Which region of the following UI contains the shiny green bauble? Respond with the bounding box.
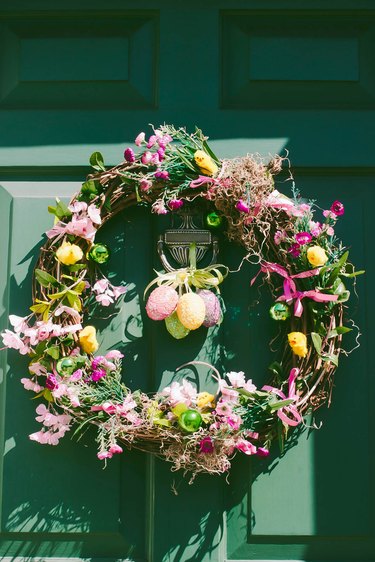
[178,409,203,433]
[56,357,76,376]
[205,211,223,230]
[88,243,110,264]
[269,303,290,321]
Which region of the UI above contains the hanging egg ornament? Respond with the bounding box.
[165,312,190,339]
[197,289,222,327]
[146,285,179,321]
[88,243,111,264]
[269,303,291,321]
[56,357,76,376]
[205,211,223,230]
[178,409,203,433]
[176,292,206,330]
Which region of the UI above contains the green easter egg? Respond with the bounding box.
[178,409,203,433]
[165,312,190,339]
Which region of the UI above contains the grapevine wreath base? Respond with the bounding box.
[1,125,362,482]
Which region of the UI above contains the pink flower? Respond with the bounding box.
[151,200,168,215]
[45,374,59,390]
[70,369,83,381]
[93,279,109,294]
[135,132,145,146]
[141,151,153,165]
[323,210,336,220]
[218,379,238,402]
[158,134,173,148]
[215,401,233,417]
[69,201,88,214]
[309,221,322,237]
[54,305,81,322]
[199,437,214,454]
[151,153,160,165]
[154,170,169,180]
[97,451,113,460]
[29,362,47,376]
[330,200,344,216]
[52,383,67,398]
[295,232,312,245]
[105,350,124,360]
[109,444,123,454]
[21,378,43,392]
[274,230,286,245]
[1,329,30,354]
[257,447,270,457]
[157,147,165,161]
[326,226,334,236]
[227,413,242,430]
[140,179,152,191]
[59,216,97,241]
[236,200,250,213]
[112,285,127,300]
[168,199,184,211]
[87,204,102,225]
[235,439,257,455]
[119,394,137,413]
[124,147,136,162]
[9,315,29,334]
[147,135,157,148]
[96,293,114,307]
[288,243,301,258]
[243,379,256,393]
[92,369,106,382]
[227,371,246,388]
[161,380,197,406]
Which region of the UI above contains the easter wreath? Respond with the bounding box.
[1,125,363,481]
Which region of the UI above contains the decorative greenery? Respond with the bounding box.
[1,125,363,482]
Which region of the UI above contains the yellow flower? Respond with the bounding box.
[306,245,328,267]
[78,326,99,354]
[288,332,308,358]
[56,242,83,265]
[194,150,218,177]
[197,391,215,409]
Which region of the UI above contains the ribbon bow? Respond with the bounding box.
[262,368,301,427]
[190,176,220,189]
[251,261,338,317]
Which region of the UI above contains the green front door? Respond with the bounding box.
[0,2,373,561]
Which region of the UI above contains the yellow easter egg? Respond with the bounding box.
[176,293,206,330]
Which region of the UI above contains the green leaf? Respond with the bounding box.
[322,353,339,367]
[328,326,352,338]
[269,398,294,411]
[89,151,105,171]
[68,264,86,272]
[81,179,100,196]
[46,346,60,360]
[268,361,283,377]
[311,332,322,354]
[55,198,72,220]
[30,303,49,314]
[326,251,349,285]
[66,291,82,311]
[35,269,59,288]
[342,269,365,278]
[153,417,172,428]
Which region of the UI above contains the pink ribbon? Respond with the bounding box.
[262,368,302,426]
[251,261,338,317]
[190,176,219,189]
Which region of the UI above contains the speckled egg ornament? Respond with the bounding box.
[176,293,206,330]
[197,289,222,327]
[145,286,179,321]
[165,312,190,339]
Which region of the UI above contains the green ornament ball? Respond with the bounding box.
[165,312,190,339]
[205,211,223,230]
[269,303,291,321]
[178,409,203,433]
[56,357,76,376]
[88,243,110,264]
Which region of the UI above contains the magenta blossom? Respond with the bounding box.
[274,230,286,245]
[157,147,165,161]
[147,135,157,148]
[124,148,135,163]
[235,439,257,456]
[295,232,312,245]
[109,443,123,454]
[91,368,106,382]
[168,199,184,211]
[257,447,270,457]
[45,374,59,390]
[154,170,169,180]
[236,200,250,213]
[330,200,344,216]
[141,151,153,165]
[151,199,168,215]
[288,243,301,258]
[139,179,152,191]
[199,436,214,454]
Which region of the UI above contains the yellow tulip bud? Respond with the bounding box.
[288,332,308,358]
[194,150,218,177]
[78,326,99,354]
[56,242,83,265]
[197,391,215,409]
[306,245,328,267]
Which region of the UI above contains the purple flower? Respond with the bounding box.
[158,134,173,148]
[295,232,312,245]
[199,436,214,454]
[147,135,157,148]
[236,200,250,213]
[45,374,59,390]
[157,147,165,161]
[257,447,270,457]
[288,243,301,258]
[274,230,286,245]
[134,132,145,146]
[124,148,135,163]
[91,368,106,382]
[154,170,169,180]
[330,200,345,216]
[139,179,152,191]
[168,199,184,210]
